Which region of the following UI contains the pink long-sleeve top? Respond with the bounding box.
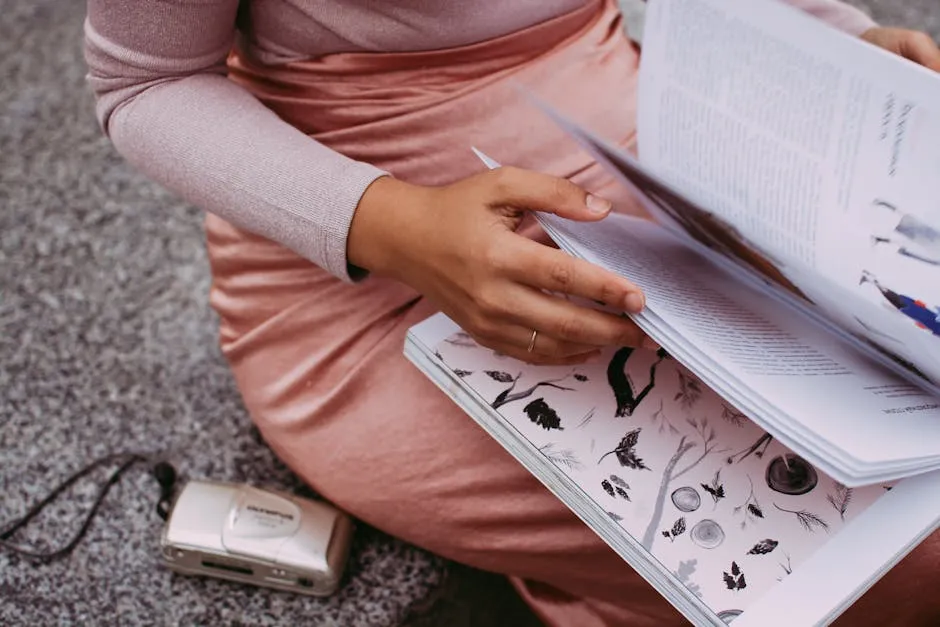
[83,0,875,282]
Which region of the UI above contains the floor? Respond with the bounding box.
[1,1,936,625]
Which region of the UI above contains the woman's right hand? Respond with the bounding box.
[347,167,652,365]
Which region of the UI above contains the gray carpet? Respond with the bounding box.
[1,1,937,626]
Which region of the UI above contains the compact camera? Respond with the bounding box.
[159,480,354,596]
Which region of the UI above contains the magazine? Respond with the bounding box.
[405,315,940,626]
[405,0,940,624]
[468,0,940,487]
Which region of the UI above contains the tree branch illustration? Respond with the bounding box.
[674,418,726,478]
[726,432,773,465]
[641,418,726,550]
[641,437,695,550]
[607,347,668,417]
[490,373,575,409]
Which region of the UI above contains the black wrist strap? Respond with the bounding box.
[0,453,174,561]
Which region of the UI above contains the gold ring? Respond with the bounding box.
[527,329,538,353]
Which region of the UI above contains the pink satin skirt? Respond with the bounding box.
[206,0,644,462]
[201,1,940,624]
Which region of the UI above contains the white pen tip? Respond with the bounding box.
[471,146,501,170]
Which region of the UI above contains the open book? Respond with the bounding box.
[406,316,940,626]
[483,0,940,488]
[405,0,940,624]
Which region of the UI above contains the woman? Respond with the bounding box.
[85,1,940,624]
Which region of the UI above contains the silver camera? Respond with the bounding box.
[159,480,354,596]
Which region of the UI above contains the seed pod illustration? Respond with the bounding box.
[690,519,725,549]
[766,454,818,495]
[671,486,701,513]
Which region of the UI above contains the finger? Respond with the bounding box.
[507,237,647,313]
[900,32,940,72]
[485,338,601,366]
[506,286,651,349]
[471,320,600,359]
[485,166,613,222]
[512,324,600,358]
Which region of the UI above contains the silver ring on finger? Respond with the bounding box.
[527,329,539,353]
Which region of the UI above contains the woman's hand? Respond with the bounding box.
[349,168,651,365]
[861,27,940,71]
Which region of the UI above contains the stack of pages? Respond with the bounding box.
[406,0,940,624]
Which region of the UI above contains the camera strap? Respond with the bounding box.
[0,453,176,561]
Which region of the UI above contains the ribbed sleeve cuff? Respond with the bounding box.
[304,163,388,283]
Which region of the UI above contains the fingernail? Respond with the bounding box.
[643,337,661,351]
[625,292,645,312]
[586,194,612,214]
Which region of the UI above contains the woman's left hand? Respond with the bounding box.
[861,27,940,72]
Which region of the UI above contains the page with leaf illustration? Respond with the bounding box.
[405,313,940,626]
[539,212,940,484]
[469,146,940,484]
[637,0,940,384]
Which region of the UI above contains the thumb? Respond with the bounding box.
[900,32,940,72]
[484,166,613,222]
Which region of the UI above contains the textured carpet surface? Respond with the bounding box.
[1,1,936,626]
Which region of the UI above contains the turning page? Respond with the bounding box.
[637,0,940,384]
[542,212,940,484]
[470,148,940,483]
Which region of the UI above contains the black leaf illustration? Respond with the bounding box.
[672,517,687,536]
[675,371,703,410]
[523,398,563,431]
[615,487,631,501]
[732,476,763,529]
[826,482,853,521]
[434,350,443,360]
[601,479,615,497]
[574,374,589,382]
[608,511,623,522]
[747,539,778,555]
[722,562,746,591]
[700,483,725,500]
[598,428,650,471]
[721,405,747,427]
[538,444,583,471]
[485,370,515,383]
[609,475,630,490]
[662,517,687,542]
[453,369,472,378]
[774,503,830,533]
[701,469,725,506]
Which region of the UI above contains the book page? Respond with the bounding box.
[637,0,940,382]
[540,212,940,471]
[409,314,929,625]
